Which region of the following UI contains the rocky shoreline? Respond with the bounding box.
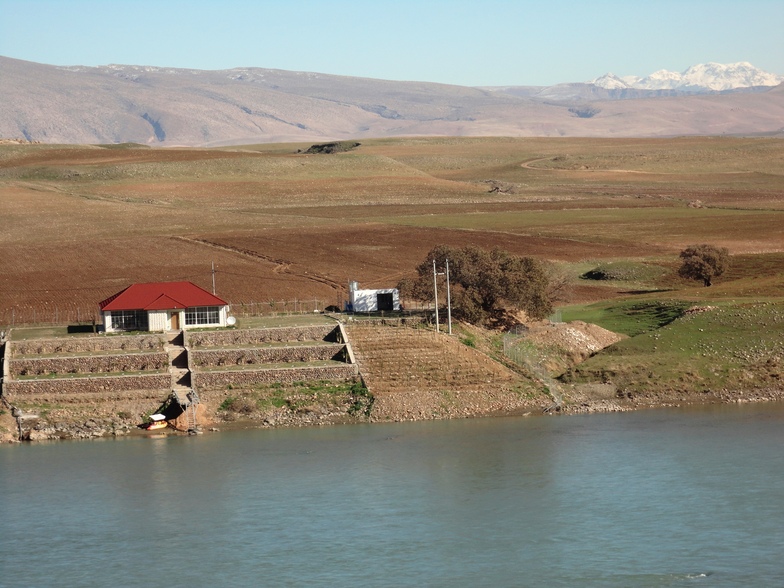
[3,385,783,444]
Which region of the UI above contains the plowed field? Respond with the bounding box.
[2,136,783,325]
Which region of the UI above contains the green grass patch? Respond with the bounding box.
[561,301,784,393]
[561,299,691,337]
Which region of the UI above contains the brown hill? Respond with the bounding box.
[2,57,783,146]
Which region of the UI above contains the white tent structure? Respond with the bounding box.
[347,281,400,312]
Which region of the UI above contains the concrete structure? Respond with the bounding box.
[99,281,230,333]
[346,281,400,312]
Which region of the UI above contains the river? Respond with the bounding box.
[2,402,784,587]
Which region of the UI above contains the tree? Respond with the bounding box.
[678,244,730,287]
[398,245,553,325]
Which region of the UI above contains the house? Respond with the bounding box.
[99,281,230,333]
[346,281,400,312]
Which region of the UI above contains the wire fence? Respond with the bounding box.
[0,304,101,329]
[229,299,330,317]
[0,299,438,328]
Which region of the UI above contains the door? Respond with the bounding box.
[171,312,180,330]
[376,292,394,311]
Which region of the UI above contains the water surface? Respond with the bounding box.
[2,403,784,587]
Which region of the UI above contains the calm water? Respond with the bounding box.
[2,403,784,587]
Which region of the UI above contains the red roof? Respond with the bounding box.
[99,282,228,311]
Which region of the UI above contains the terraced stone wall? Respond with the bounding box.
[186,325,337,348]
[191,344,347,367]
[10,352,170,377]
[4,374,171,397]
[194,365,357,388]
[11,334,164,356]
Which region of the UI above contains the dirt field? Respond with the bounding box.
[1,136,783,325]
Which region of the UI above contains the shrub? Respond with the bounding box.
[348,381,374,416]
[219,396,256,414]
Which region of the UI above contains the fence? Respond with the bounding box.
[0,301,331,328]
[0,304,101,329]
[0,299,440,329]
[229,299,330,317]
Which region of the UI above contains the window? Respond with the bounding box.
[111,310,148,331]
[185,306,221,326]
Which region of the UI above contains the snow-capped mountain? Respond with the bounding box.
[592,62,784,92]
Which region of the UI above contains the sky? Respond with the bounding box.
[1,0,782,87]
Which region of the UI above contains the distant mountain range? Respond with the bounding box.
[1,57,782,146]
[484,62,784,101]
[593,62,784,92]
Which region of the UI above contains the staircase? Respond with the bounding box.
[165,330,200,433]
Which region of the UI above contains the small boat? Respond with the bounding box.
[145,413,168,430]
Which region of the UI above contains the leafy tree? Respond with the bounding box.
[398,245,553,324]
[678,244,730,287]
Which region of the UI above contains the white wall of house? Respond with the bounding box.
[102,311,113,333]
[349,288,400,312]
[148,310,169,332]
[103,305,229,332]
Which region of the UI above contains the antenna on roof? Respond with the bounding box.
[211,261,216,295]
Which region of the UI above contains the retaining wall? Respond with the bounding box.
[186,325,337,348]
[10,352,170,377]
[191,344,347,368]
[194,364,357,388]
[4,373,171,396]
[11,334,164,356]
[342,316,426,328]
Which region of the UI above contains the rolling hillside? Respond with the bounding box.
[2,57,783,146]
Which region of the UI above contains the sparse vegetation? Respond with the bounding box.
[581,261,668,283]
[347,381,374,416]
[215,380,372,419]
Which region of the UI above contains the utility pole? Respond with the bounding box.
[433,259,454,334]
[433,259,440,332]
[445,258,452,335]
[211,261,216,295]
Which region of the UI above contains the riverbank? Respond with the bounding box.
[3,311,783,443]
[4,381,783,444]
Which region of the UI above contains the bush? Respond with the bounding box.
[219,396,256,414]
[348,381,374,416]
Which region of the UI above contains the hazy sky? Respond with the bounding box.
[1,0,782,86]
